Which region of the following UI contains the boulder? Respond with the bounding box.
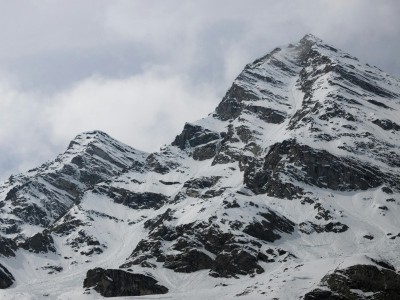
[83,268,168,297]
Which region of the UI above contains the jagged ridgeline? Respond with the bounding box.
[0,34,399,299]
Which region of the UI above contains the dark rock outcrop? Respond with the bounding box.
[164,249,214,272]
[304,264,400,300]
[83,268,168,297]
[214,84,247,121]
[372,118,400,131]
[0,264,14,289]
[50,213,86,236]
[183,176,221,198]
[172,123,220,150]
[210,249,264,278]
[66,229,104,256]
[0,237,17,257]
[368,99,392,108]
[20,231,56,253]
[145,152,179,174]
[11,199,51,227]
[123,213,285,278]
[0,217,23,234]
[244,139,396,199]
[299,221,349,234]
[244,105,286,124]
[192,143,219,161]
[243,211,295,242]
[93,185,168,210]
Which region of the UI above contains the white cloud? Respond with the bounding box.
[0,82,56,179]
[0,0,399,180]
[47,71,219,151]
[0,71,219,179]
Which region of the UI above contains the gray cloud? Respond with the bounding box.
[0,0,399,179]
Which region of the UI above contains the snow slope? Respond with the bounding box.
[0,34,399,299]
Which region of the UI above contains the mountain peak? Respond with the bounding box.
[0,128,148,235]
[81,130,110,138]
[300,33,323,44]
[67,130,111,149]
[1,36,400,299]
[65,130,148,159]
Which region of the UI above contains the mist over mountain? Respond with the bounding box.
[0,35,399,299]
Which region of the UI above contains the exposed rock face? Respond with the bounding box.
[243,211,295,242]
[0,130,148,234]
[372,118,400,131]
[164,249,214,272]
[50,212,87,236]
[20,231,57,253]
[182,176,221,198]
[0,264,14,289]
[93,185,168,210]
[122,205,295,278]
[211,249,265,278]
[83,268,168,297]
[215,83,247,121]
[214,46,292,123]
[170,123,222,161]
[172,123,220,150]
[66,229,105,256]
[299,221,349,234]
[0,237,17,257]
[244,105,286,124]
[244,139,397,199]
[145,148,181,174]
[304,264,400,300]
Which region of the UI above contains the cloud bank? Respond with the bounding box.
[0,0,399,179]
[0,72,218,179]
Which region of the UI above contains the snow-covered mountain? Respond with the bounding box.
[0,34,399,299]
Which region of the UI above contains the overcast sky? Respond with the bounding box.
[0,0,399,180]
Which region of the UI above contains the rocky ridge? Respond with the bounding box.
[0,34,399,299]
